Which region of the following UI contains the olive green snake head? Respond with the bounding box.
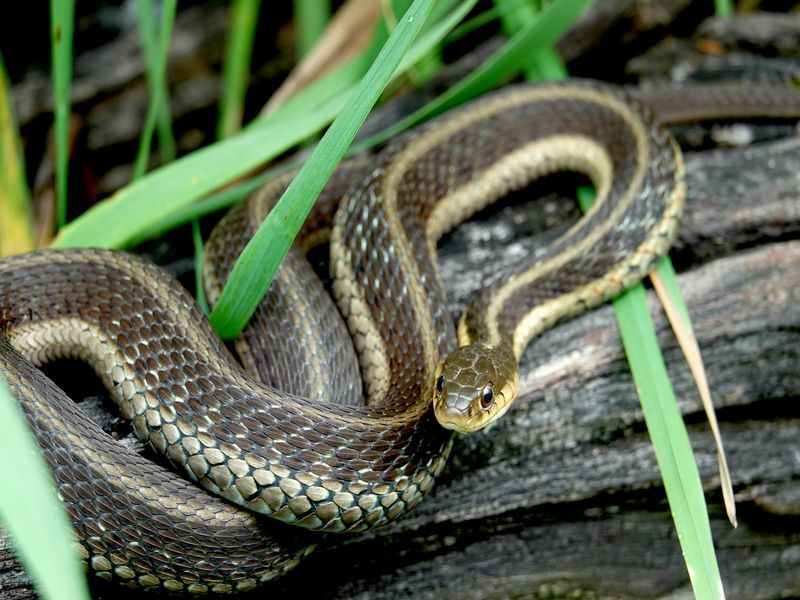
[432,345,519,434]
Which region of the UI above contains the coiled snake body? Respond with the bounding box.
[1,80,798,594]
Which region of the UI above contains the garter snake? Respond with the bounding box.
[1,80,799,593]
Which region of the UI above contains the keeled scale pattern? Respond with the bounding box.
[0,80,685,592]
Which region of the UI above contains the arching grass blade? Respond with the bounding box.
[0,52,34,255]
[217,0,262,139]
[209,0,437,339]
[132,0,177,180]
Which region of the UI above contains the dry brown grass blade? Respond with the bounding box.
[261,0,380,116]
[651,269,737,527]
[0,61,34,256]
[28,116,83,248]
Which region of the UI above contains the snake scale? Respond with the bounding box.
[2,79,800,594]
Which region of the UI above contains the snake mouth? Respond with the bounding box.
[433,405,475,434]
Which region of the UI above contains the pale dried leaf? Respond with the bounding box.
[262,0,380,116]
[651,270,737,528]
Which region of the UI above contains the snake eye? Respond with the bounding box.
[435,374,445,395]
[480,383,494,409]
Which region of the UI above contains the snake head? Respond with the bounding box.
[432,344,519,434]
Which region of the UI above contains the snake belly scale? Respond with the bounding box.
[0,80,684,593]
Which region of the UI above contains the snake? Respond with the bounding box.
[1,79,799,594]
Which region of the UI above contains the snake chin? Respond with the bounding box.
[432,344,519,434]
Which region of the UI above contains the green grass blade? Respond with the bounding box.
[130,1,477,246]
[129,163,295,245]
[266,0,474,123]
[354,0,592,150]
[209,0,437,339]
[132,0,177,180]
[52,0,471,250]
[52,87,349,249]
[0,52,34,255]
[497,5,725,592]
[576,189,724,598]
[494,0,540,80]
[388,0,442,85]
[444,6,501,44]
[293,0,330,58]
[50,0,75,229]
[217,0,262,139]
[264,51,370,121]
[614,285,724,599]
[714,0,733,18]
[0,375,89,600]
[137,0,177,163]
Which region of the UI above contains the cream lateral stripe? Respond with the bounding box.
[330,220,392,402]
[7,255,249,409]
[7,317,133,414]
[427,135,613,248]
[441,136,613,348]
[4,328,264,525]
[509,140,685,356]
[382,85,629,372]
[482,95,652,348]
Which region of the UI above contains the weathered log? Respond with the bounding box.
[259,202,800,597]
[627,13,800,85]
[1,133,798,600]
[4,4,800,597]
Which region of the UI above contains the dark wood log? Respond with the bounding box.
[4,6,800,598]
[259,171,800,598]
[627,13,800,85]
[2,134,799,600]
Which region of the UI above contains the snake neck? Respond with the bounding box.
[427,81,683,433]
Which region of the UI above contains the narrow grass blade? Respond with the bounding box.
[53,86,349,249]
[265,51,372,121]
[445,6,502,44]
[192,219,210,314]
[0,375,89,600]
[132,0,177,180]
[294,0,331,57]
[217,0,262,139]
[50,0,75,229]
[266,0,473,121]
[354,0,592,149]
[0,53,34,256]
[384,0,442,85]
[209,0,437,339]
[651,258,736,527]
[52,0,470,250]
[613,285,724,599]
[129,163,296,246]
[130,0,477,247]
[714,0,733,18]
[494,0,540,80]
[137,0,177,162]
[577,188,725,599]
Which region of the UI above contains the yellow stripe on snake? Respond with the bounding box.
[1,80,798,594]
